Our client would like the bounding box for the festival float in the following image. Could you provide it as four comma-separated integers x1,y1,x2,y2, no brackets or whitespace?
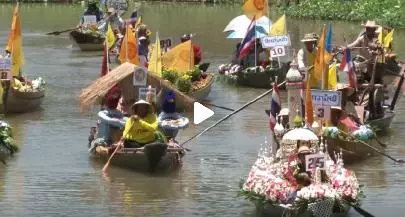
80,63,190,172
239,125,365,217
0,120,19,164
218,11,290,89
1,5,46,114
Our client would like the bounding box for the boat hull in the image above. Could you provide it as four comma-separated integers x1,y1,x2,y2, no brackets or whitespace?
235,69,287,89
326,138,379,164
91,146,184,173
255,202,349,217
366,111,394,134
1,89,45,114
69,30,104,51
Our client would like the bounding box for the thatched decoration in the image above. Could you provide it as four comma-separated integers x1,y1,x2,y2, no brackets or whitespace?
79,62,195,113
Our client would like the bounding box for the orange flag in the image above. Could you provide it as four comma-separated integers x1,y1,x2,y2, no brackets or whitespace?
119,25,139,65
242,0,269,19
305,78,314,125
161,40,194,75
313,25,328,89
6,5,24,77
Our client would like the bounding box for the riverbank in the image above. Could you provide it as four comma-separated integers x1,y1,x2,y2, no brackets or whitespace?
281,0,403,28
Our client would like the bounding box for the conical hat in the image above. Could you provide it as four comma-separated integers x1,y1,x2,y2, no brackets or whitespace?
361,20,379,28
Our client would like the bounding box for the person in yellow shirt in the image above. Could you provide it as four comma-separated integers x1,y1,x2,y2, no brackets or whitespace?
297,33,319,84
121,99,159,148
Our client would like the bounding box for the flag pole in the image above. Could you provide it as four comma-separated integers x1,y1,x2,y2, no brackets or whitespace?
156,31,159,73
321,25,325,90
189,37,192,70
254,21,257,68
105,22,109,72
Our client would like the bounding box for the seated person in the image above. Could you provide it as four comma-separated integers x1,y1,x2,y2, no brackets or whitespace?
331,107,361,134
116,96,130,117
121,99,159,148
158,91,182,121
95,93,127,147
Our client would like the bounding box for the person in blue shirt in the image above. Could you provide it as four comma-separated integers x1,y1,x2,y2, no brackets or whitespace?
79,0,103,26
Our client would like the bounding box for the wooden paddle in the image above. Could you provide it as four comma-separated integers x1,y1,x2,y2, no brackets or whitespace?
102,121,134,172
338,129,405,163
180,80,287,147
46,28,78,36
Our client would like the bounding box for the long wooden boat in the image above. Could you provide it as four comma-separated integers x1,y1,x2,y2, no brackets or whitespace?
235,66,287,89
69,30,104,51
92,144,185,173
157,73,215,110
1,88,45,114
326,137,378,164
255,201,350,217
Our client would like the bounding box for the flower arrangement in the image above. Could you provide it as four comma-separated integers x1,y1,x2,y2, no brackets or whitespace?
162,65,211,93
323,125,375,142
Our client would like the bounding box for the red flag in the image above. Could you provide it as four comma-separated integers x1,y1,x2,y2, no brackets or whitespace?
100,46,108,77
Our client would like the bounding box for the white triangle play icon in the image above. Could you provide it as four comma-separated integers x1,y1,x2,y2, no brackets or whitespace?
193,102,214,125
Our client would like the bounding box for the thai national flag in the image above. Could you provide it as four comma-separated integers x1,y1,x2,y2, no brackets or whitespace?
339,48,357,88
269,80,281,130
237,17,256,60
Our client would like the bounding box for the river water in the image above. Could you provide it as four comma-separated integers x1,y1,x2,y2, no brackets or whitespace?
0,3,405,217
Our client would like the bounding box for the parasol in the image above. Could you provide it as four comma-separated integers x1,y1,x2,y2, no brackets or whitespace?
281,128,319,142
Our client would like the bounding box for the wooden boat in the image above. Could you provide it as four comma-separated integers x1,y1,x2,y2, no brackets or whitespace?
69,30,105,51
92,145,185,173
157,72,215,110
235,66,287,89
1,88,45,114
326,137,378,164
255,202,350,217
366,110,394,134
89,126,185,173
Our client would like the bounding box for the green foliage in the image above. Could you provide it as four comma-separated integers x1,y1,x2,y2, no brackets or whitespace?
282,0,404,28
0,123,19,156
175,74,193,93
162,67,179,84
187,65,201,82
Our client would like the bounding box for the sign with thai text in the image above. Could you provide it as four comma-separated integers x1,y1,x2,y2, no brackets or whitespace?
0,58,11,80
270,46,286,57
311,89,341,106
261,35,290,48
305,153,326,171
83,15,97,25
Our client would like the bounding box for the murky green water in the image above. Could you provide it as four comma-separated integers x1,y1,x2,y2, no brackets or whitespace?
0,3,405,216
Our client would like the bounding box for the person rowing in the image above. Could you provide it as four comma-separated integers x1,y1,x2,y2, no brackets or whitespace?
78,0,103,27
297,33,319,86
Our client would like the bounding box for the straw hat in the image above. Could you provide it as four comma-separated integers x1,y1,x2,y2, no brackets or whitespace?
335,83,355,96
131,99,150,109
301,33,319,42
278,108,290,116
361,20,379,28
298,145,310,154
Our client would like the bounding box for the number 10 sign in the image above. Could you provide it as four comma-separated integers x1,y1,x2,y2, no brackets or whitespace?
305,153,326,171
270,46,286,57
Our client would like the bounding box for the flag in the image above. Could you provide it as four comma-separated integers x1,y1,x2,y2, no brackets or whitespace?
269,14,286,36
313,25,326,89
100,46,108,77
0,82,3,105
135,16,142,29
148,32,162,77
238,17,256,60
106,23,116,50
339,48,356,88
305,78,314,125
119,25,139,65
242,0,268,19
324,24,333,63
269,80,281,130
6,5,24,77
327,62,337,89
161,40,194,75
384,29,394,49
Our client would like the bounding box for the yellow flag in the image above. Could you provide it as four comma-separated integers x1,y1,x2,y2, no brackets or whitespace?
377,29,385,63
313,26,326,89
119,25,139,65
0,82,3,105
106,23,116,49
327,63,337,89
148,32,162,77
384,29,394,48
242,0,268,19
135,16,142,29
6,6,24,77
269,14,286,36
162,40,194,75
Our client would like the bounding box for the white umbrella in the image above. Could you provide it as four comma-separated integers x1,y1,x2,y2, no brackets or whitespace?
223,15,272,34
282,128,319,142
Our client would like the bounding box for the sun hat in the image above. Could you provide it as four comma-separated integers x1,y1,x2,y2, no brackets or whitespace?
301,33,319,42
131,99,151,108
361,20,379,28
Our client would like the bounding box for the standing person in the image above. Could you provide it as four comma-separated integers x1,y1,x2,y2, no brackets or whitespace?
180,34,202,65
78,0,104,26
98,7,125,34
345,21,382,84
297,33,319,83
138,36,149,68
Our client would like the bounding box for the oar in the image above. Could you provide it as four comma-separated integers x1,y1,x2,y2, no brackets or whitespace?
201,102,234,111
46,28,78,36
180,80,287,147
342,200,375,217
338,129,405,163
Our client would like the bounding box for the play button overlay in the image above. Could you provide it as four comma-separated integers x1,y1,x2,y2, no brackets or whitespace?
193,102,214,125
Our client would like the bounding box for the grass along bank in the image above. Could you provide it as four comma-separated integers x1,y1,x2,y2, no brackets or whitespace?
280,0,403,28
